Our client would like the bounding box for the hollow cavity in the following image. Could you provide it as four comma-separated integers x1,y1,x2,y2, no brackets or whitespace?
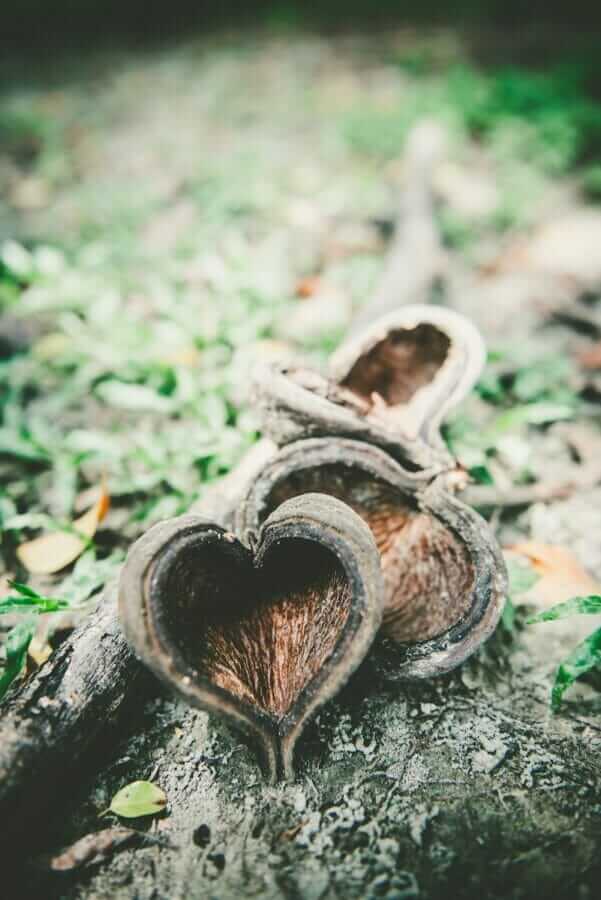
265,463,473,642
153,537,352,720
340,323,451,415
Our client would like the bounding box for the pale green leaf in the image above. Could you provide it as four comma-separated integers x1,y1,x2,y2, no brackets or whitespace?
501,596,516,632
0,620,36,699
108,781,167,819
95,381,172,413
505,556,540,596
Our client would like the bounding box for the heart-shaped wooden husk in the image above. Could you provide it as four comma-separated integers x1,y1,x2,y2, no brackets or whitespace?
252,304,485,475
237,439,506,679
119,493,382,781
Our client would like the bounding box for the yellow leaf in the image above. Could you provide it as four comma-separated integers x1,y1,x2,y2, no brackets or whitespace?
507,541,600,607
28,634,53,666
16,487,110,575
159,346,200,367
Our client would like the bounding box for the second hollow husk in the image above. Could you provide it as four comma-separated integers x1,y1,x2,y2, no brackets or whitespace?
237,437,506,679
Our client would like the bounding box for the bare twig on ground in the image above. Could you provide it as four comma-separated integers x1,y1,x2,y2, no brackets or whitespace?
460,481,575,509
349,119,447,332
460,453,601,509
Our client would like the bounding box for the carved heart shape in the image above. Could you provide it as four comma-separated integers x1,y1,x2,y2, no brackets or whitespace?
119,494,382,781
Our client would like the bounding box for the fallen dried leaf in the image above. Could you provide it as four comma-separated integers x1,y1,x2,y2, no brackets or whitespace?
492,211,601,287
28,633,53,666
294,275,321,298
506,541,601,607
9,175,50,211
16,486,110,575
577,341,601,370
49,828,138,872
159,346,201,367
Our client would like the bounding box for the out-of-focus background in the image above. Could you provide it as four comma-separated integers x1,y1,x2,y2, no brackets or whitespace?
2,3,601,541
2,5,601,897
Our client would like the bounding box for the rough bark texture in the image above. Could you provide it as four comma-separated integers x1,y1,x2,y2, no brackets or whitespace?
0,585,150,853
19,611,601,899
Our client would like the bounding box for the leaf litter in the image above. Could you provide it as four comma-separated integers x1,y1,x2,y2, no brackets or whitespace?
16,484,110,575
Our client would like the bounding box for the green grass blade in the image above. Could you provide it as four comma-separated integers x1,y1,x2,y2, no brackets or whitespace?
0,620,36,700
551,626,601,711
527,596,601,624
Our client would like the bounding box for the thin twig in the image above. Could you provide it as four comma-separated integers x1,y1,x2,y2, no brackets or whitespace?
350,119,447,331
460,481,575,509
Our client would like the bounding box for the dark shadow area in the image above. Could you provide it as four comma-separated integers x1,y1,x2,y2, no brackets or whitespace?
2,1,601,59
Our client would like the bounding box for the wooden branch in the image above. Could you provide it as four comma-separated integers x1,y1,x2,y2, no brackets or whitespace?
460,458,601,509
459,481,574,509
349,119,446,332
0,585,150,851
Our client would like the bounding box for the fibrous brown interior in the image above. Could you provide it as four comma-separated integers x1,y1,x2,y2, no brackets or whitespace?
155,538,352,721
339,324,451,420
268,464,474,642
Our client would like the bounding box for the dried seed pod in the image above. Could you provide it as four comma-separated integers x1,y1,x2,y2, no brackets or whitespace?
237,438,506,679
119,493,382,781
253,305,485,473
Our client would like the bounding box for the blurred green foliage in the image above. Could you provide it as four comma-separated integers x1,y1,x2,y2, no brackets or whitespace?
345,62,601,175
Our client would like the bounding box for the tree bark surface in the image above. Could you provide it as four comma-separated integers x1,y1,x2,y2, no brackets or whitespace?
0,586,150,854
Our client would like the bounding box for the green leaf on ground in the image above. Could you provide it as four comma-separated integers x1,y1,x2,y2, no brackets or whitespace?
484,402,576,439
468,464,494,485
475,371,505,404
95,381,173,413
526,595,601,624
551,626,601,711
0,581,69,615
108,781,167,819
0,620,36,699
499,556,541,634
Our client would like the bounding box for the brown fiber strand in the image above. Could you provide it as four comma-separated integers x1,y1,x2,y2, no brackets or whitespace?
268,465,474,642
160,541,352,720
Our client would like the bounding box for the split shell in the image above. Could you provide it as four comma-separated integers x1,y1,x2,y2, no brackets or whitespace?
252,304,485,474
237,437,506,679
119,493,382,781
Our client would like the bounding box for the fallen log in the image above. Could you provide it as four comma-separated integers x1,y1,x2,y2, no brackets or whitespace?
0,585,149,851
